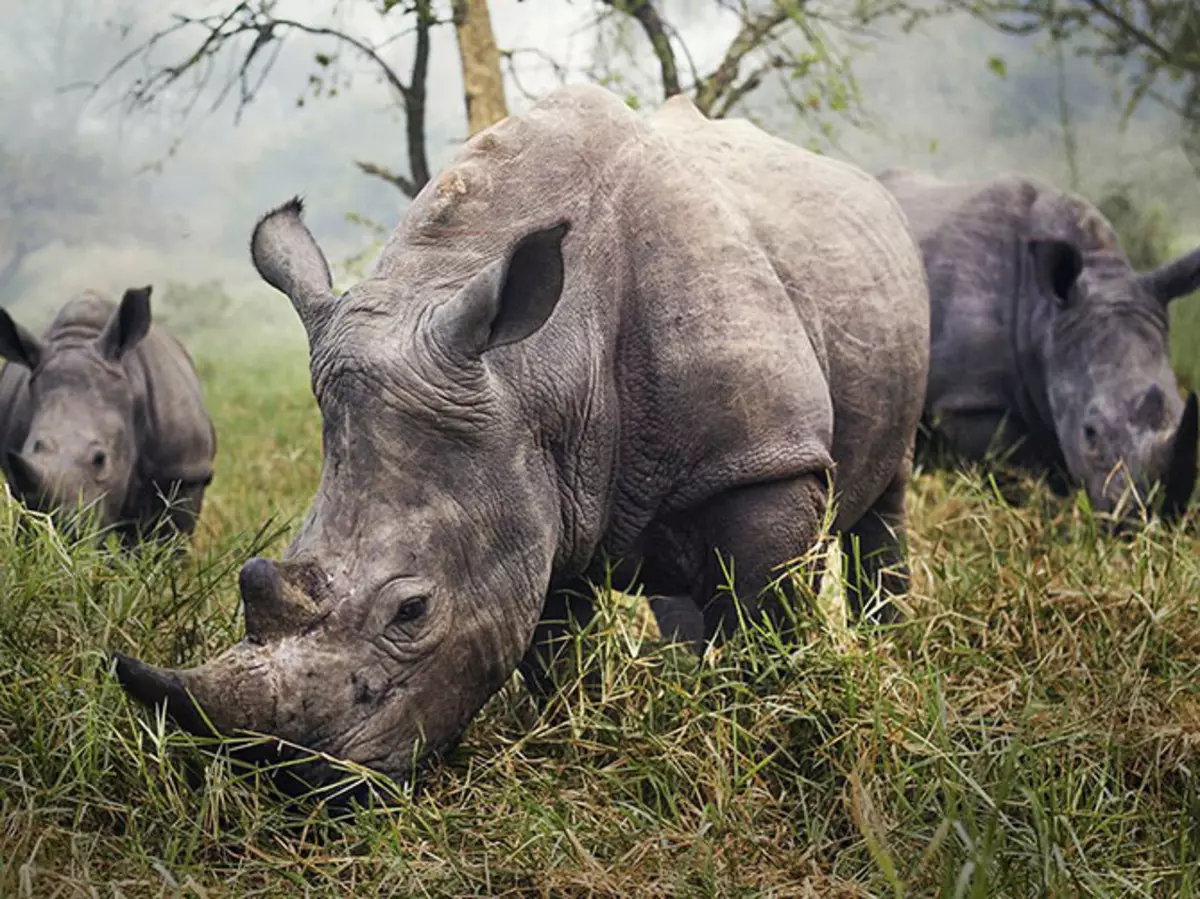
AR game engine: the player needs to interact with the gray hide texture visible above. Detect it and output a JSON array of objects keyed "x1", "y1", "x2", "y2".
[
  {"x1": 878, "y1": 168, "x2": 1200, "y2": 523},
  {"x1": 113, "y1": 85, "x2": 930, "y2": 788},
  {"x1": 0, "y1": 289, "x2": 216, "y2": 543}
]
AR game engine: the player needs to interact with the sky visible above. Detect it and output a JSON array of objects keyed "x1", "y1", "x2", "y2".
[{"x1": 2, "y1": 0, "x2": 1198, "y2": 325}]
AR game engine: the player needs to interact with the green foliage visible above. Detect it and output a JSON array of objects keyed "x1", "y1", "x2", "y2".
[
  {"x1": 1095, "y1": 182, "x2": 1177, "y2": 271},
  {"x1": 152, "y1": 280, "x2": 238, "y2": 343},
  {"x1": 2, "y1": 325, "x2": 1200, "y2": 895}
]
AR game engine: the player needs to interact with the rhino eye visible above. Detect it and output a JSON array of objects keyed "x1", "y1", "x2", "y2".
[{"x1": 391, "y1": 596, "x2": 428, "y2": 626}]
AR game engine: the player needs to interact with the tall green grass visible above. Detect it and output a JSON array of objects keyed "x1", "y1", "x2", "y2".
[{"x1": 1, "y1": 323, "x2": 1199, "y2": 897}]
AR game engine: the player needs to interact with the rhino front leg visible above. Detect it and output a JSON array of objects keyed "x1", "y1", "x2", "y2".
[
  {"x1": 518, "y1": 578, "x2": 598, "y2": 700},
  {"x1": 648, "y1": 595, "x2": 706, "y2": 649},
  {"x1": 692, "y1": 473, "x2": 828, "y2": 643},
  {"x1": 841, "y1": 465, "x2": 909, "y2": 625},
  {"x1": 519, "y1": 555, "x2": 700, "y2": 701}
]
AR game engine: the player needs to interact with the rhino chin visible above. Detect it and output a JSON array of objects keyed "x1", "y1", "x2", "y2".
[{"x1": 1161, "y1": 391, "x2": 1198, "y2": 525}]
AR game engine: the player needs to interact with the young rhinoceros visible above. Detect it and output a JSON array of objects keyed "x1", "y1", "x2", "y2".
[
  {"x1": 878, "y1": 169, "x2": 1199, "y2": 524},
  {"x1": 0, "y1": 288, "x2": 216, "y2": 543},
  {"x1": 112, "y1": 84, "x2": 930, "y2": 787}
]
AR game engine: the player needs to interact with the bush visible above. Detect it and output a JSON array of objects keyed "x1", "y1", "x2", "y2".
[{"x1": 1095, "y1": 182, "x2": 1177, "y2": 271}]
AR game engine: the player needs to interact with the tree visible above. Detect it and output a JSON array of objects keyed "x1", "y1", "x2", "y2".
[
  {"x1": 532, "y1": 0, "x2": 886, "y2": 131},
  {"x1": 910, "y1": 1, "x2": 1199, "y2": 116},
  {"x1": 0, "y1": 0, "x2": 153, "y2": 302},
  {"x1": 101, "y1": 0, "x2": 438, "y2": 199},
  {"x1": 453, "y1": 0, "x2": 508, "y2": 134},
  {"x1": 98, "y1": 0, "x2": 887, "y2": 206}
]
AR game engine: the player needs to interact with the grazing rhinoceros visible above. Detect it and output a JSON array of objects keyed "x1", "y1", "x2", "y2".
[
  {"x1": 877, "y1": 168, "x2": 1199, "y2": 523},
  {"x1": 112, "y1": 84, "x2": 930, "y2": 787},
  {"x1": 0, "y1": 287, "x2": 217, "y2": 543}
]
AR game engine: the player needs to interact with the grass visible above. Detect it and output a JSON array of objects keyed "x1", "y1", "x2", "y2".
[{"x1": 1, "y1": 313, "x2": 1200, "y2": 898}]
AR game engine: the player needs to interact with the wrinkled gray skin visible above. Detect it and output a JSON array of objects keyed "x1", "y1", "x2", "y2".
[
  {"x1": 877, "y1": 169, "x2": 1200, "y2": 523},
  {"x1": 0, "y1": 288, "x2": 216, "y2": 543},
  {"x1": 113, "y1": 86, "x2": 929, "y2": 787}
]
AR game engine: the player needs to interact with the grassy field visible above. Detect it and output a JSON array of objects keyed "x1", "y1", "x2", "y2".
[{"x1": 1, "y1": 299, "x2": 1199, "y2": 898}]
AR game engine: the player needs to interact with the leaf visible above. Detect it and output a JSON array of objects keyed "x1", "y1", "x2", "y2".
[{"x1": 987, "y1": 55, "x2": 1007, "y2": 78}]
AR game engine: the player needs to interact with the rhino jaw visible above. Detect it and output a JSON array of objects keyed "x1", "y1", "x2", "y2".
[
  {"x1": 111, "y1": 652, "x2": 219, "y2": 738},
  {"x1": 1161, "y1": 390, "x2": 1198, "y2": 524}
]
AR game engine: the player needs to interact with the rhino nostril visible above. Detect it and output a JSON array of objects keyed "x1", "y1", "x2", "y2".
[
  {"x1": 91, "y1": 450, "x2": 107, "y2": 470},
  {"x1": 32, "y1": 439, "x2": 46, "y2": 454},
  {"x1": 1083, "y1": 423, "x2": 1099, "y2": 447}
]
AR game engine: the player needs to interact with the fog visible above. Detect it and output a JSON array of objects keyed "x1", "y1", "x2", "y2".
[{"x1": 2, "y1": 0, "x2": 1198, "y2": 327}]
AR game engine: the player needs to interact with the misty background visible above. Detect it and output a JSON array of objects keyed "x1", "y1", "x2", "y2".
[{"x1": 3, "y1": 0, "x2": 1198, "y2": 345}]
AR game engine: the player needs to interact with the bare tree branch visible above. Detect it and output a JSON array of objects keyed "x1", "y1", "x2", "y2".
[
  {"x1": 96, "y1": 0, "x2": 436, "y2": 199},
  {"x1": 599, "y1": 0, "x2": 682, "y2": 98},
  {"x1": 354, "y1": 160, "x2": 417, "y2": 197},
  {"x1": 711, "y1": 55, "x2": 787, "y2": 118},
  {"x1": 694, "y1": 7, "x2": 792, "y2": 114}
]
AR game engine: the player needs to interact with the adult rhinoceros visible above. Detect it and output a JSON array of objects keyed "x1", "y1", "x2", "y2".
[
  {"x1": 0, "y1": 288, "x2": 216, "y2": 544},
  {"x1": 878, "y1": 168, "x2": 1199, "y2": 523},
  {"x1": 113, "y1": 85, "x2": 930, "y2": 786}
]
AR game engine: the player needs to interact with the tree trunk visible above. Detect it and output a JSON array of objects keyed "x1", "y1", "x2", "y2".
[{"x1": 452, "y1": 0, "x2": 508, "y2": 136}]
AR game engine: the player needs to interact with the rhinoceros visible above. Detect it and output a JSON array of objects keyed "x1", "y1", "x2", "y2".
[
  {"x1": 0, "y1": 288, "x2": 217, "y2": 543},
  {"x1": 112, "y1": 85, "x2": 930, "y2": 787},
  {"x1": 877, "y1": 168, "x2": 1199, "y2": 523}
]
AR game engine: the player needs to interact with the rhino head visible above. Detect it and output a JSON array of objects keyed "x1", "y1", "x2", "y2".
[
  {"x1": 0, "y1": 287, "x2": 153, "y2": 529},
  {"x1": 113, "y1": 198, "x2": 574, "y2": 787},
  {"x1": 1026, "y1": 237, "x2": 1199, "y2": 524}
]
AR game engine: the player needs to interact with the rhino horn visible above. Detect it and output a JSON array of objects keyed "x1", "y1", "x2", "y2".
[
  {"x1": 1161, "y1": 390, "x2": 1198, "y2": 524},
  {"x1": 249, "y1": 197, "x2": 337, "y2": 346},
  {"x1": 111, "y1": 639, "x2": 285, "y2": 742},
  {"x1": 111, "y1": 652, "x2": 219, "y2": 738},
  {"x1": 6, "y1": 450, "x2": 45, "y2": 500},
  {"x1": 1139, "y1": 246, "x2": 1200, "y2": 305},
  {"x1": 239, "y1": 556, "x2": 321, "y2": 644}
]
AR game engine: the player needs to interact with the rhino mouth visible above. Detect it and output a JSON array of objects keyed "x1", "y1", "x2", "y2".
[{"x1": 110, "y1": 650, "x2": 458, "y2": 800}]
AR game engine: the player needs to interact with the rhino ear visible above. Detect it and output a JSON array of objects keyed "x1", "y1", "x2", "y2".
[
  {"x1": 0, "y1": 310, "x2": 44, "y2": 369},
  {"x1": 432, "y1": 221, "x2": 570, "y2": 357},
  {"x1": 1139, "y1": 246, "x2": 1200, "y2": 305},
  {"x1": 250, "y1": 197, "x2": 336, "y2": 345},
  {"x1": 97, "y1": 286, "x2": 152, "y2": 361},
  {"x1": 1029, "y1": 239, "x2": 1084, "y2": 307}
]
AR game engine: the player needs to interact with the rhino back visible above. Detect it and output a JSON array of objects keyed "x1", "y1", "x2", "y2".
[
  {"x1": 366, "y1": 85, "x2": 927, "y2": 545},
  {"x1": 644, "y1": 102, "x2": 930, "y2": 528}
]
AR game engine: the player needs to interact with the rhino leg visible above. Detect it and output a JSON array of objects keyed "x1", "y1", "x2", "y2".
[
  {"x1": 518, "y1": 578, "x2": 599, "y2": 700},
  {"x1": 648, "y1": 595, "x2": 705, "y2": 649},
  {"x1": 841, "y1": 466, "x2": 909, "y2": 625},
  {"x1": 519, "y1": 548, "x2": 698, "y2": 700},
  {"x1": 117, "y1": 480, "x2": 208, "y2": 548},
  {"x1": 692, "y1": 473, "x2": 827, "y2": 642}
]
